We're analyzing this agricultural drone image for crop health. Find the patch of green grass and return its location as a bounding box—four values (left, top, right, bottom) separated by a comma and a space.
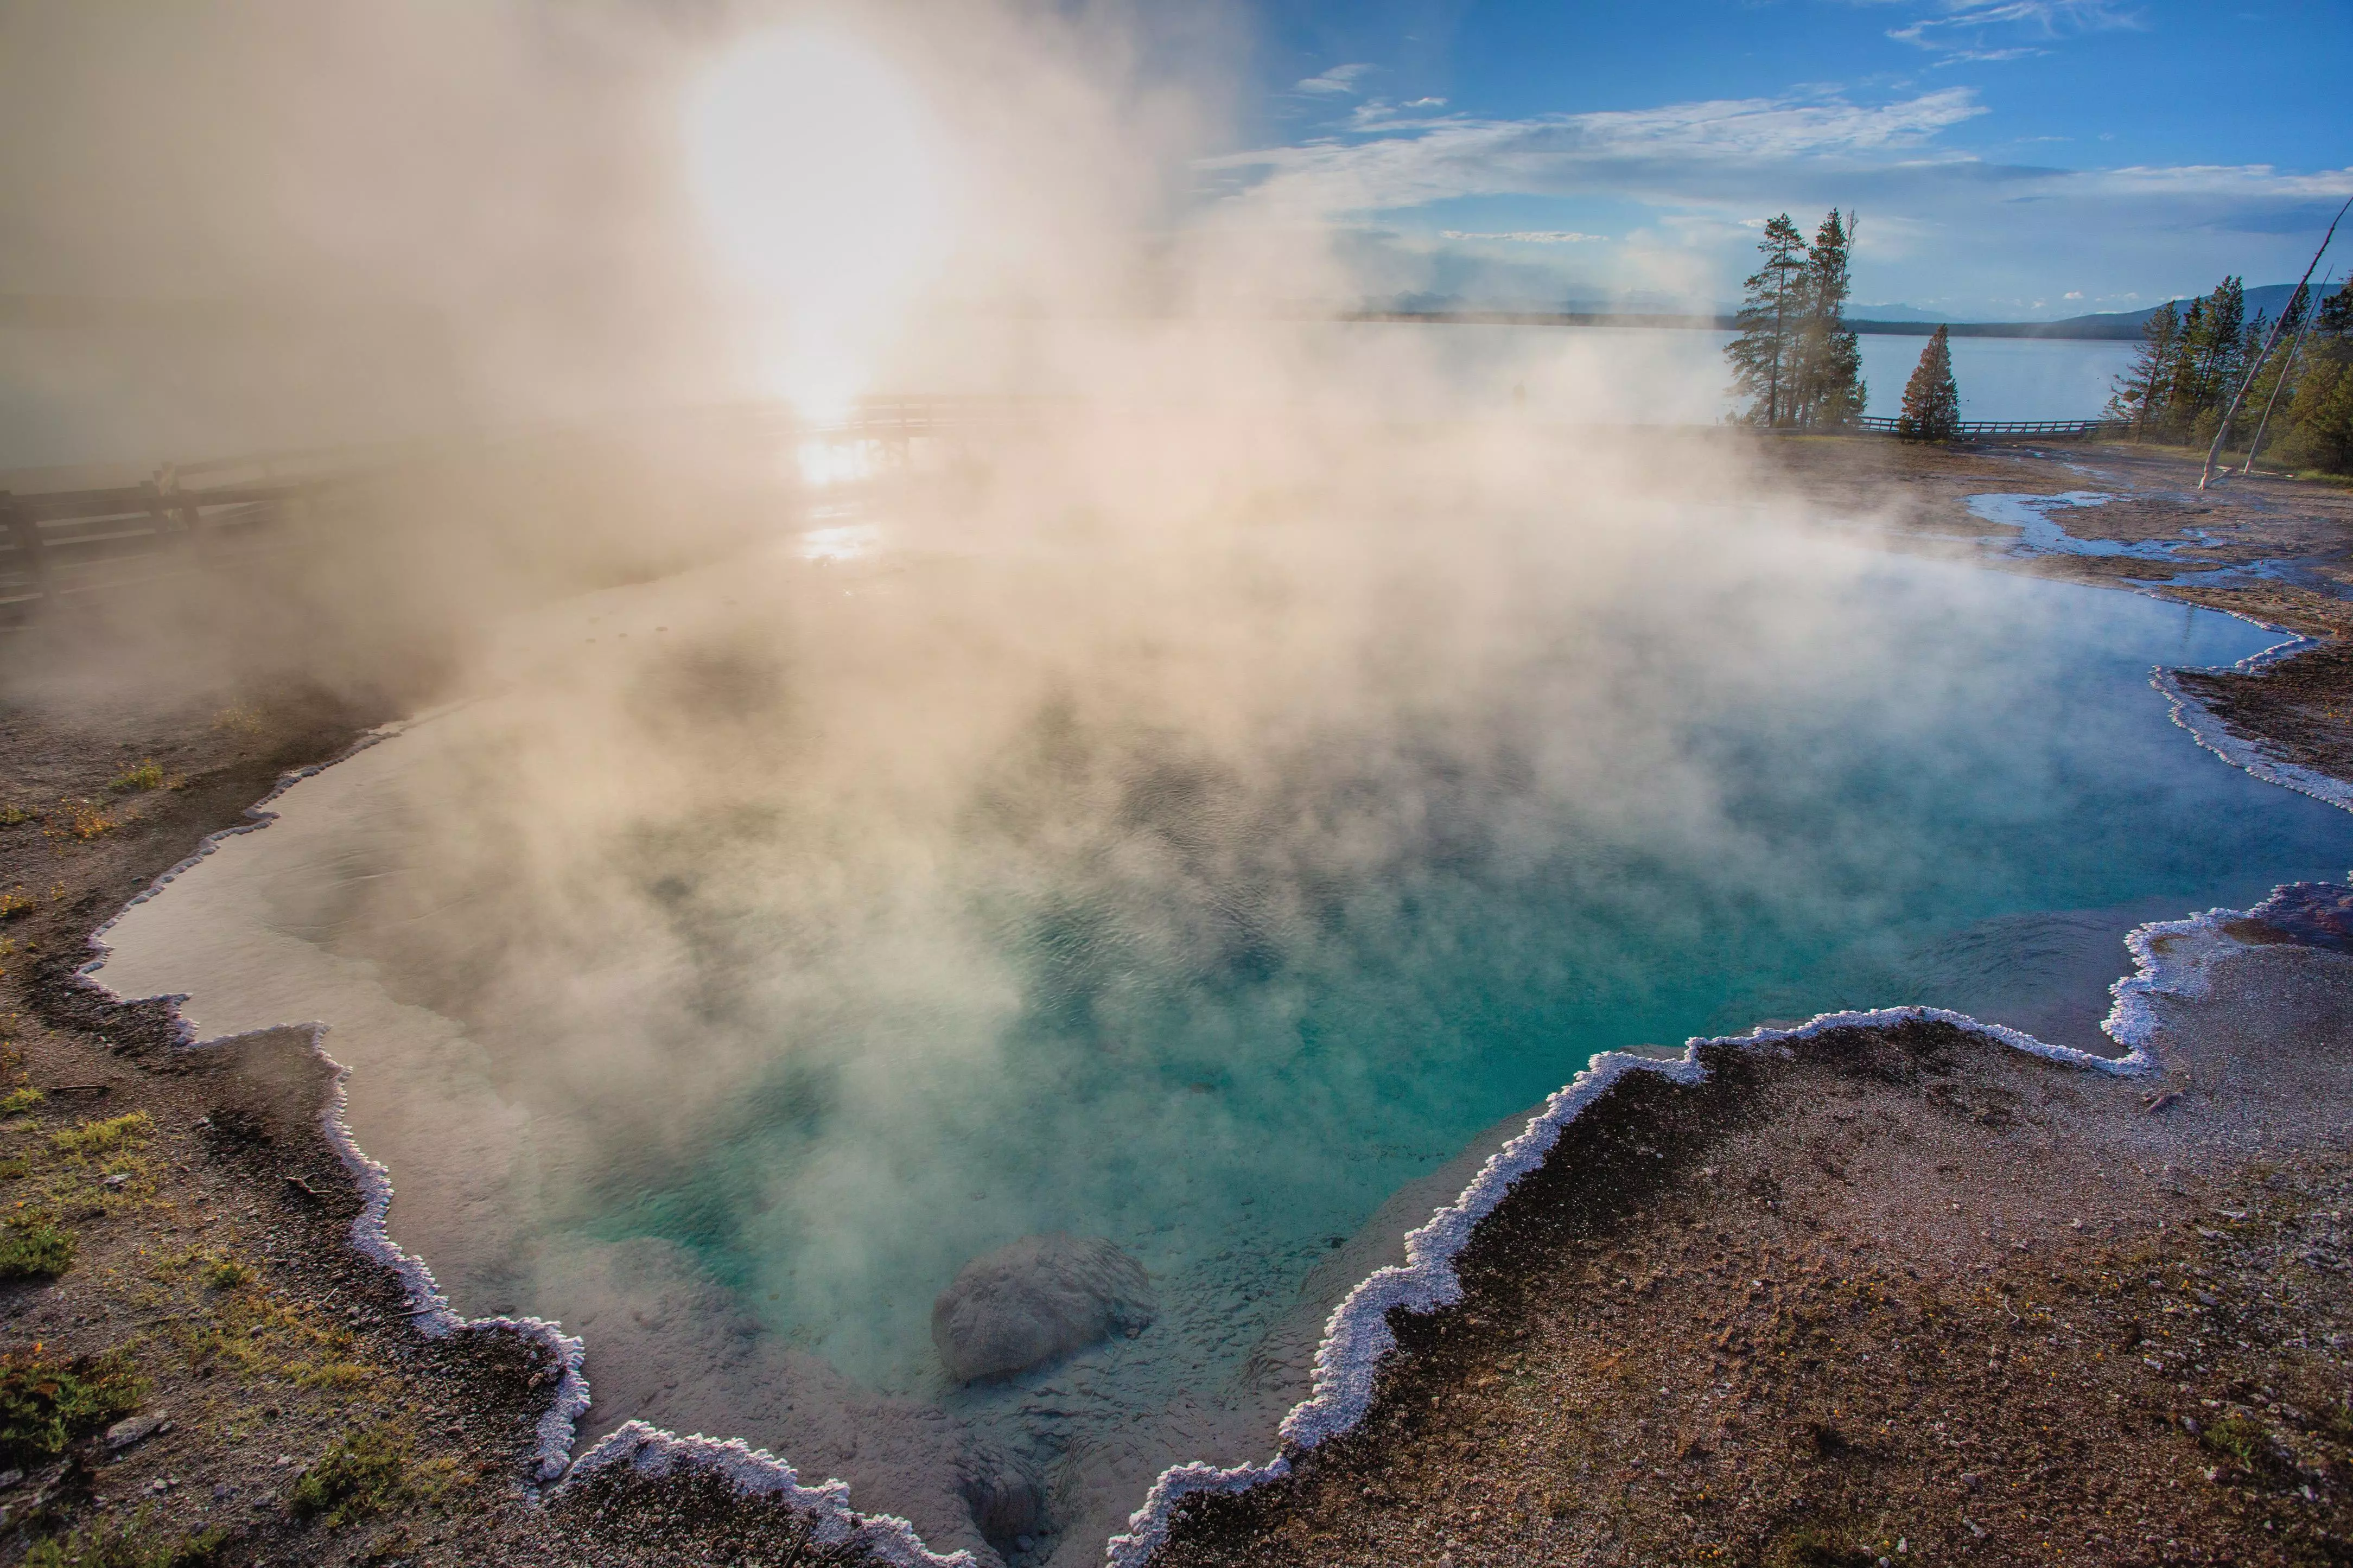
0, 1349, 147, 1466
0, 805, 31, 828
2201, 1412, 2279, 1473
0, 1216, 75, 1279
106, 760, 168, 794
1, 1086, 40, 1114
25, 1512, 230, 1568
52, 1113, 152, 1159
290, 1422, 416, 1527
200, 1257, 254, 1291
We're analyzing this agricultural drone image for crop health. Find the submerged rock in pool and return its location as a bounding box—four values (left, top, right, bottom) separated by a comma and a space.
932, 1233, 1155, 1382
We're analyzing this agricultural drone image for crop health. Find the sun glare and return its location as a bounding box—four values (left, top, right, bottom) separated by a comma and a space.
684, 26, 949, 420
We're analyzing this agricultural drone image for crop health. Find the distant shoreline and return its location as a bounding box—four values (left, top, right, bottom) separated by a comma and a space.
1338, 309, 2145, 341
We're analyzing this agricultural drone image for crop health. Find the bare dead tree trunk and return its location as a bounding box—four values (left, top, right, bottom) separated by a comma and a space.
2202, 195, 2351, 488
2241, 266, 2335, 474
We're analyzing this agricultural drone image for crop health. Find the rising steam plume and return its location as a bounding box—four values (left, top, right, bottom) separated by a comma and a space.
26, 7, 2353, 1568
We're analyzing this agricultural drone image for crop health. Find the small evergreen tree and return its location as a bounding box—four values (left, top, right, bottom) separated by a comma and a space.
2109, 301, 2181, 438
1725, 215, 1810, 426
1789, 209, 1865, 428
1896, 326, 1960, 440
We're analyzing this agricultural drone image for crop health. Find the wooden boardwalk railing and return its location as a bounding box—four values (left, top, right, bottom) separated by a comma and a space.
0, 399, 1050, 620
0, 471, 322, 616
1853, 416, 2130, 442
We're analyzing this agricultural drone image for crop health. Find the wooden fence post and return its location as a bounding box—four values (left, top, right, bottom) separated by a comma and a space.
143, 477, 188, 551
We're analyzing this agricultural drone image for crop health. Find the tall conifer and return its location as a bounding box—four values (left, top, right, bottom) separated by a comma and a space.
1725, 215, 1809, 426
1896, 326, 1960, 440
1791, 209, 1865, 428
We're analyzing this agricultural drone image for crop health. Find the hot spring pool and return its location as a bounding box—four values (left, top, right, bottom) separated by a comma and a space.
91, 485, 2353, 1564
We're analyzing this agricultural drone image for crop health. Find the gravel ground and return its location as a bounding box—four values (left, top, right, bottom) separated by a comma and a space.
1155, 954, 2353, 1567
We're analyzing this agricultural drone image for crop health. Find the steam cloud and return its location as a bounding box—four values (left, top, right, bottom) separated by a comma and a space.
25, 6, 2353, 1567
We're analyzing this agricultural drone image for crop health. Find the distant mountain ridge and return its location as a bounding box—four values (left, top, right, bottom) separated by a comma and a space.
1981, 281, 2345, 339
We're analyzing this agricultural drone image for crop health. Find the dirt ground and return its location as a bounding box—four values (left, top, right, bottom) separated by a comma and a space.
0, 435, 2348, 1568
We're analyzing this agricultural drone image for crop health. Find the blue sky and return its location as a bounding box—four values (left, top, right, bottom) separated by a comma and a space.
1210, 1, 2352, 318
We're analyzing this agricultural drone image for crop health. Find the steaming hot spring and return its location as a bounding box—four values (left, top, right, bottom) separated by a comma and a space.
91, 413, 2353, 1564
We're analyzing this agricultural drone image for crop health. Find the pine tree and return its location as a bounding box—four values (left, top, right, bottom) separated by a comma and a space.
1896, 326, 1960, 441
1790, 209, 1865, 429
2182, 277, 2247, 438
2278, 289, 2353, 474
2163, 296, 2210, 436
1725, 215, 1809, 426
2108, 301, 2181, 438
2244, 281, 2324, 471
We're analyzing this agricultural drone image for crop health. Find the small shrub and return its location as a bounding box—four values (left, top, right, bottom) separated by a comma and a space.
2201, 1412, 2280, 1473
0, 1218, 75, 1279
290, 1422, 413, 1526
1, 1086, 40, 1114
107, 760, 168, 794
200, 1257, 254, 1290
0, 1349, 147, 1465
0, 889, 32, 921
52, 1113, 153, 1158
0, 806, 31, 828
62, 804, 117, 841
212, 705, 263, 737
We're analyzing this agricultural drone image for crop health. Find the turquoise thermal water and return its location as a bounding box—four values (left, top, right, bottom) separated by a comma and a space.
88, 495, 2353, 1561
548, 558, 2350, 1439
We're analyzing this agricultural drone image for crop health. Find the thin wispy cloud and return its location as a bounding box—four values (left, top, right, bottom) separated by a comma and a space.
1294, 62, 1375, 95
1203, 89, 1989, 216
1440, 230, 1610, 244
1885, 1, 2144, 59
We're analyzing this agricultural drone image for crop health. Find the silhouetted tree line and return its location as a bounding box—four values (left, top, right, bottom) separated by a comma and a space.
1726, 210, 1866, 429
2110, 276, 2353, 472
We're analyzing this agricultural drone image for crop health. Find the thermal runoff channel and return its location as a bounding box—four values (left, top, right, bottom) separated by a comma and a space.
93, 413, 2353, 1561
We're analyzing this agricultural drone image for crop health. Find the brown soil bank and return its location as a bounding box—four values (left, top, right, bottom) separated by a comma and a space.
1155, 951, 2353, 1567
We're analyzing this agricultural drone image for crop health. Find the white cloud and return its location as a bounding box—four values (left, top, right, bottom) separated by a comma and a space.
1293, 62, 1375, 96
1440, 230, 1610, 244
1886, 1, 2143, 56
1201, 89, 1989, 218
1200, 68, 2353, 315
